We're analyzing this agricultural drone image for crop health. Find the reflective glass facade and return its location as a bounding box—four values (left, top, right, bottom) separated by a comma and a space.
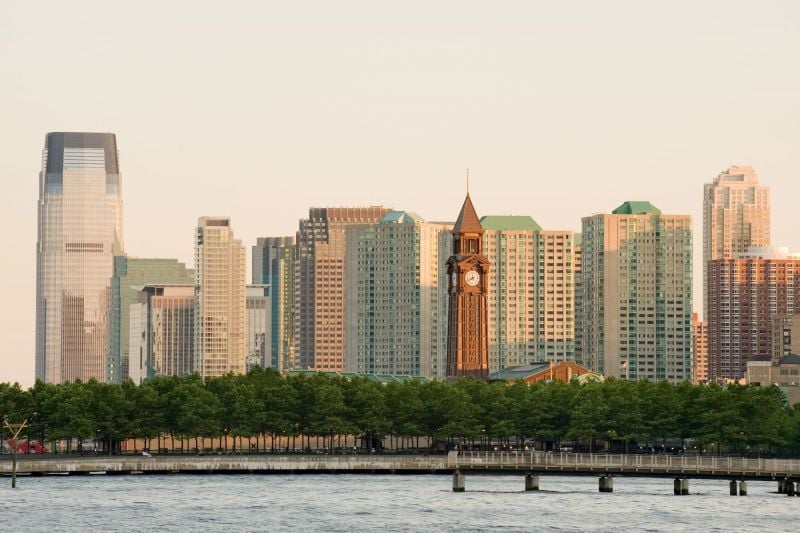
252, 236, 295, 371
36, 132, 124, 383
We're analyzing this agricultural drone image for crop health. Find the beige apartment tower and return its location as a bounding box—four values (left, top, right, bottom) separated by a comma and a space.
480, 216, 578, 372
577, 202, 692, 383
296, 206, 391, 371
194, 217, 246, 377
703, 166, 770, 316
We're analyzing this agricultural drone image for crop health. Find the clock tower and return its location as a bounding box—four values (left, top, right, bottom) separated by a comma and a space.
446, 193, 490, 380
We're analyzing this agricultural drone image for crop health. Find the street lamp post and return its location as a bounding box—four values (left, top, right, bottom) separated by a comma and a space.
2, 417, 29, 489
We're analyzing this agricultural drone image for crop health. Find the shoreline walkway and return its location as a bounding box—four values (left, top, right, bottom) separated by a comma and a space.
4, 451, 800, 495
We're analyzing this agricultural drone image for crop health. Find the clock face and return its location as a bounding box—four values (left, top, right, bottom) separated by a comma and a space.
465, 270, 480, 286
451, 271, 457, 287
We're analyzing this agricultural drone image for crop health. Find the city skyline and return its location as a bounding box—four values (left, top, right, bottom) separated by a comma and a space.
3, 1, 800, 385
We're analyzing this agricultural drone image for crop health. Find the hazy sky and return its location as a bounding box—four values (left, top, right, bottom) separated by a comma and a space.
1, 1, 799, 385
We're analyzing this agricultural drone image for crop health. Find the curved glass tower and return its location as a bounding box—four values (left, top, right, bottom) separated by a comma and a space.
35, 132, 124, 383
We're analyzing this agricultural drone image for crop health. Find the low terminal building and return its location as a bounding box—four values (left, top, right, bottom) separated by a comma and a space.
746, 354, 800, 405
487, 361, 602, 384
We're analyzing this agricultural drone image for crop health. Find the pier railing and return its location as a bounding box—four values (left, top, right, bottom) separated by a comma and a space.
449, 451, 800, 476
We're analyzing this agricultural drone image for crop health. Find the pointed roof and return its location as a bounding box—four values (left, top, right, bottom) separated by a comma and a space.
612, 201, 661, 215
453, 194, 484, 234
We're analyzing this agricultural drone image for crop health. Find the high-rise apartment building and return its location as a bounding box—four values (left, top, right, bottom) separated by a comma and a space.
246, 285, 271, 371
194, 217, 246, 377
703, 166, 770, 316
480, 216, 579, 372
707, 247, 800, 380
296, 206, 391, 371
692, 313, 708, 383
129, 284, 195, 383
533, 231, 578, 364
577, 201, 692, 382
345, 211, 451, 377
108, 256, 193, 383
36, 132, 124, 383
480, 216, 538, 371
252, 236, 295, 370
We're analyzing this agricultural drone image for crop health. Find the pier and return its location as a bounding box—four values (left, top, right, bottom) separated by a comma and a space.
2, 451, 800, 496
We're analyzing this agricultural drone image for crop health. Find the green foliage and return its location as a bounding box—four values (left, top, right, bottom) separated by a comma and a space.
2, 373, 798, 456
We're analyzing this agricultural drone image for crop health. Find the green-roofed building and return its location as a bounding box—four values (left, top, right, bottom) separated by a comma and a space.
480, 215, 542, 232
611, 201, 662, 215
577, 203, 692, 383
345, 212, 452, 378
479, 215, 579, 372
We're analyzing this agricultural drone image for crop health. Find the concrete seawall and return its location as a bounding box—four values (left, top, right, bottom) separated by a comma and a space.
0, 455, 453, 476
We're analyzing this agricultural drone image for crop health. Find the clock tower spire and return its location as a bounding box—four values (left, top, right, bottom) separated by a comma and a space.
446, 191, 490, 379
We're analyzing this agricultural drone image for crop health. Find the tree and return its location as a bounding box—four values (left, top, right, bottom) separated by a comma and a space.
567, 382, 608, 453
343, 377, 388, 450
604, 379, 644, 453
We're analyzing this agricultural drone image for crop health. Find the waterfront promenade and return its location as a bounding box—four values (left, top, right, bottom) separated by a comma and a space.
2, 452, 799, 483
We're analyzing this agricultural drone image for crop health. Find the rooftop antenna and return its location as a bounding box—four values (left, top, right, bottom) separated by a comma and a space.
466, 168, 470, 195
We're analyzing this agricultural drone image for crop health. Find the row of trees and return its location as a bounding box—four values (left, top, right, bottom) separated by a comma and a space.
1, 368, 799, 455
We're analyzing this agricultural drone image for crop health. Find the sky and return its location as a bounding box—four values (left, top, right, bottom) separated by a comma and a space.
1, 1, 799, 386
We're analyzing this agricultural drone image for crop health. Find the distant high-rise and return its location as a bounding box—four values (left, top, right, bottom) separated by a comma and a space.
577, 201, 692, 382
703, 166, 770, 317
252, 236, 295, 370
246, 284, 271, 371
36, 132, 124, 383
195, 217, 246, 377
108, 256, 193, 383
296, 207, 391, 371
480, 216, 578, 371
707, 247, 800, 380
480, 216, 538, 371
129, 284, 195, 383
345, 211, 451, 377
692, 313, 708, 384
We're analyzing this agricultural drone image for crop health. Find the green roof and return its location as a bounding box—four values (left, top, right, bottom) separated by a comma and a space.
480, 215, 542, 231
612, 201, 661, 215
488, 363, 552, 381
381, 211, 424, 224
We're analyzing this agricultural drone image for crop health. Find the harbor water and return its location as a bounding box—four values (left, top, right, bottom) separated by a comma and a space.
1, 473, 796, 531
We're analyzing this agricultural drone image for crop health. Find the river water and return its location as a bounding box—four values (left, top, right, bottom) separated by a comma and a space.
1, 474, 796, 531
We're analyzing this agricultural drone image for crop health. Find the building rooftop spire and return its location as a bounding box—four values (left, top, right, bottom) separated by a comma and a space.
453, 192, 484, 235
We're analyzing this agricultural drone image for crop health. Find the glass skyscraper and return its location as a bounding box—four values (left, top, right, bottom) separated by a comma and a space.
252, 236, 295, 371
36, 132, 124, 383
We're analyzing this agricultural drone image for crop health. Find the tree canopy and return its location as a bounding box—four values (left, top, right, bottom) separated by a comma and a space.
1, 369, 798, 456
